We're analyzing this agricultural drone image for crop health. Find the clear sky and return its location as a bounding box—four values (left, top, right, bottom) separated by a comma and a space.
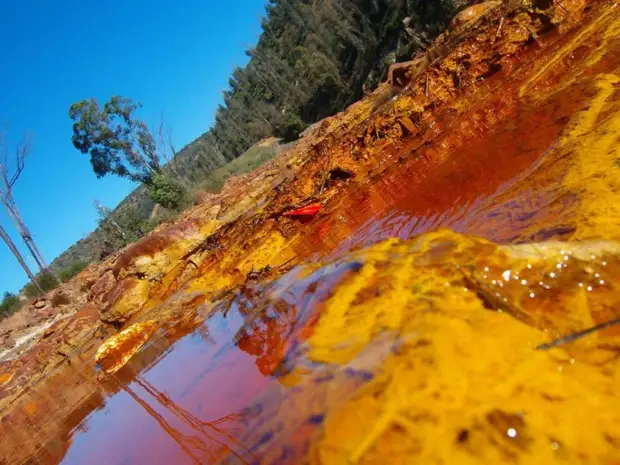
0, 0, 267, 294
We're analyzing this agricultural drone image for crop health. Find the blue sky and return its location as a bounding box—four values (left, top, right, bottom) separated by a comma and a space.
0, 0, 267, 294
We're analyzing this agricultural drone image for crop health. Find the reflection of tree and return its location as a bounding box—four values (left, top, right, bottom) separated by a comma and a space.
109, 373, 255, 464
234, 296, 299, 377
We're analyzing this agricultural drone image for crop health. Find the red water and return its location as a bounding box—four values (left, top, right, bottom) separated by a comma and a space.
292, 73, 590, 262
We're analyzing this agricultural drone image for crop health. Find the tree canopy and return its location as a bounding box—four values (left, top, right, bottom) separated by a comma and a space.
176, 0, 457, 166
69, 96, 161, 183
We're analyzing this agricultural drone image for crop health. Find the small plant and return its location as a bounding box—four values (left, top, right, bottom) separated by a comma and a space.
147, 174, 187, 210
23, 270, 60, 298
274, 112, 306, 142
59, 261, 89, 283
0, 293, 22, 318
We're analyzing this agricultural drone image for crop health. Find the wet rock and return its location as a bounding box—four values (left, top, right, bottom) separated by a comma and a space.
113, 219, 204, 281
95, 320, 158, 373
397, 116, 417, 135
100, 278, 150, 324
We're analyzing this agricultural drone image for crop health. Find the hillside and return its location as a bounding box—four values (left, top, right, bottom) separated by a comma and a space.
48, 0, 463, 274
48, 138, 283, 274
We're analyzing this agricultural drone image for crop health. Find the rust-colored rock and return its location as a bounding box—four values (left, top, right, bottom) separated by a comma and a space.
88, 269, 116, 304
100, 277, 149, 323
113, 219, 203, 279
33, 299, 47, 310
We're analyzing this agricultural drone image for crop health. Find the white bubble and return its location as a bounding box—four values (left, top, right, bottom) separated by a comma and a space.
507, 428, 517, 438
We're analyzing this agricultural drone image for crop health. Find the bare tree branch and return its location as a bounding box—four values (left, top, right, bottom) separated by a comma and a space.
0, 131, 47, 271
0, 131, 30, 192
157, 117, 189, 188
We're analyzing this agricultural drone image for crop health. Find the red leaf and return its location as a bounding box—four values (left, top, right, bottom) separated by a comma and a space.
283, 203, 322, 217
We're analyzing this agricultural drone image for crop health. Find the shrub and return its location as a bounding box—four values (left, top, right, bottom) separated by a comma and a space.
51, 292, 71, 307
23, 270, 60, 298
274, 112, 306, 142
147, 174, 187, 210
95, 205, 158, 259
0, 293, 22, 318
59, 261, 89, 283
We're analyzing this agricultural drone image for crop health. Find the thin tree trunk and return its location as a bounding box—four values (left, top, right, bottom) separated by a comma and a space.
0, 192, 47, 270
0, 225, 43, 294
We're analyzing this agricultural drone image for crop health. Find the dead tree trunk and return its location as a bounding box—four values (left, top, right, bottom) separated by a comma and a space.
0, 225, 43, 294
0, 194, 47, 270
0, 132, 48, 271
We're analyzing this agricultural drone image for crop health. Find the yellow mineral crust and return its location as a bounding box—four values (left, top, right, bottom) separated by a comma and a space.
307, 230, 620, 464
95, 320, 158, 373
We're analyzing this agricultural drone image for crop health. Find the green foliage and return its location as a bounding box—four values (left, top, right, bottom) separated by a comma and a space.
185, 0, 457, 164
23, 271, 60, 298
200, 141, 280, 193
0, 293, 22, 318
274, 113, 306, 142
147, 174, 187, 210
69, 96, 161, 183
59, 261, 89, 283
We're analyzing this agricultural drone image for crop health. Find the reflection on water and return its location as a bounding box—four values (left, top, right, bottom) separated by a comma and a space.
0, 259, 363, 465
59, 305, 276, 464
289, 29, 601, 264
